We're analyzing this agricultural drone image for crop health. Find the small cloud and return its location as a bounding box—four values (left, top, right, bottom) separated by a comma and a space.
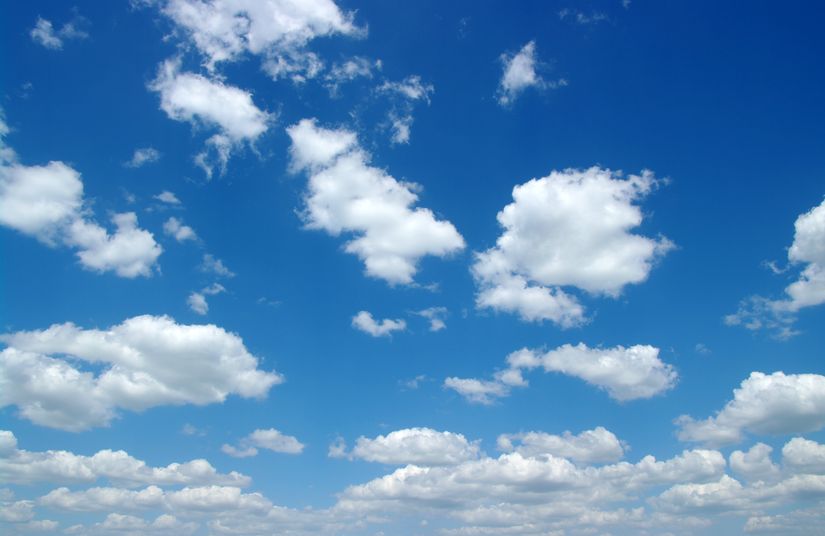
328, 437, 347, 458
223, 428, 305, 458
352, 311, 406, 337
126, 147, 161, 168
30, 14, 89, 50
163, 217, 197, 242
187, 283, 226, 315
414, 307, 448, 332
201, 253, 235, 278
181, 423, 206, 436
694, 343, 711, 355
401, 374, 429, 390
154, 191, 180, 205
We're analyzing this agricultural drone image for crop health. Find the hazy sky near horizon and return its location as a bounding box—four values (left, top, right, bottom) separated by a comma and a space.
2, 1, 825, 534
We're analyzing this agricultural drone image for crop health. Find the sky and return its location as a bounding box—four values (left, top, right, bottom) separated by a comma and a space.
1, 0, 825, 534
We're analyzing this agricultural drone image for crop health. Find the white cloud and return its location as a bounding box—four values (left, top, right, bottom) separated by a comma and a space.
325, 56, 378, 94
222, 429, 304, 458
730, 443, 781, 482
188, 283, 229, 315
351, 311, 406, 337
378, 75, 434, 144
473, 167, 673, 326
676, 372, 825, 447
0, 129, 162, 277
66, 213, 163, 277
0, 430, 249, 487
446, 343, 676, 405
287, 118, 465, 284
497, 427, 625, 464
149, 58, 272, 177
154, 191, 180, 204
497, 41, 566, 106
415, 307, 447, 331
201, 253, 235, 277
164, 217, 197, 242
126, 148, 162, 168
727, 198, 825, 337
156, 0, 362, 84
0, 315, 282, 430
344, 428, 480, 466
30, 15, 89, 50
782, 437, 825, 474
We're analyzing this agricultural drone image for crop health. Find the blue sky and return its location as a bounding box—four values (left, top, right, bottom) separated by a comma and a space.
1, 1, 825, 534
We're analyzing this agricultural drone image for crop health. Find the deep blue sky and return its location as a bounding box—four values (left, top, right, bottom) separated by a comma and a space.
1, 1, 824, 534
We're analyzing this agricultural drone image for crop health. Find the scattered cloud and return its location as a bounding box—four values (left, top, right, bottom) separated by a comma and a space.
0, 315, 282, 430
497, 41, 566, 106
676, 371, 825, 447
163, 217, 197, 242
377, 75, 434, 144
154, 191, 180, 204
287, 118, 465, 284
351, 311, 406, 337
156, 0, 363, 81
125, 148, 161, 168
334, 428, 481, 465
187, 283, 225, 315
200, 253, 235, 278
447, 343, 677, 404
558, 9, 609, 25
30, 14, 89, 50
0, 430, 249, 487
149, 58, 272, 178
727, 198, 825, 338
324, 56, 379, 95
414, 307, 448, 331
497, 427, 626, 464
0, 121, 162, 277
473, 167, 673, 326
222, 428, 304, 458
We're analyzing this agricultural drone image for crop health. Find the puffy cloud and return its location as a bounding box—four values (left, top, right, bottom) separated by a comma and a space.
149, 58, 272, 177
340, 428, 480, 466
0, 126, 162, 277
414, 307, 447, 332
446, 343, 676, 405
497, 427, 625, 464
30, 15, 89, 50
69, 513, 196, 535
287, 118, 465, 284
676, 372, 825, 447
126, 148, 162, 168
187, 283, 224, 315
377, 75, 434, 144
727, 198, 825, 337
351, 311, 406, 337
154, 191, 180, 204
730, 443, 781, 482
201, 253, 235, 277
473, 167, 672, 326
222, 429, 304, 458
782, 437, 825, 474
497, 41, 566, 106
157, 0, 362, 80
0, 430, 249, 487
163, 217, 197, 242
0, 315, 283, 430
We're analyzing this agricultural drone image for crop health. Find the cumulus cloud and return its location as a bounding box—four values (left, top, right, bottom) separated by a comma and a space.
0, 315, 283, 430
30, 15, 89, 50
676, 372, 825, 447
154, 191, 180, 204
377, 75, 434, 144
414, 307, 448, 332
149, 58, 272, 178
287, 118, 465, 284
497, 41, 566, 106
473, 167, 673, 326
336, 428, 480, 466
730, 443, 781, 482
222, 428, 304, 458
163, 217, 197, 243
351, 311, 406, 337
197, 254, 233, 278
446, 343, 676, 405
497, 427, 626, 464
782, 437, 825, 474
0, 430, 249, 487
157, 0, 362, 81
125, 148, 161, 168
187, 283, 225, 315
0, 123, 162, 277
727, 198, 825, 337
